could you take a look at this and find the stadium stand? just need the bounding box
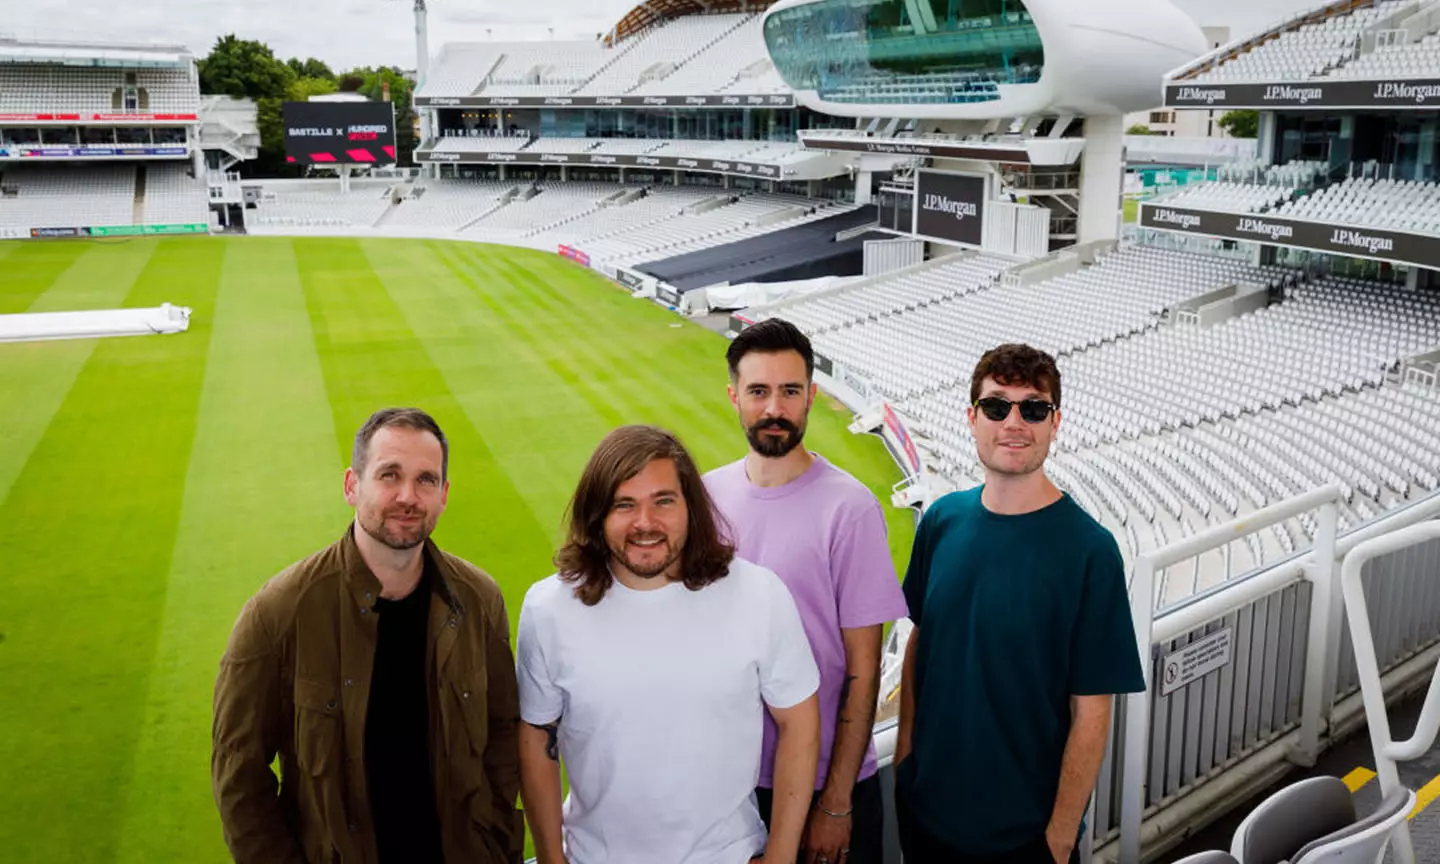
[382,180,513,232]
[1325,29,1440,78]
[1180,0,1396,82]
[141,163,210,226]
[0,163,136,229]
[462,183,640,241]
[1276,177,1440,234]
[253,182,396,229]
[483,43,610,95]
[630,14,783,96]
[577,14,753,94]
[0,66,200,114]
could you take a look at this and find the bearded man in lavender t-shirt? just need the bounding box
[705,318,909,864]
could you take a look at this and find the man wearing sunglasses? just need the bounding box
[894,344,1144,863]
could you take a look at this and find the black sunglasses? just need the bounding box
[974,396,1056,424]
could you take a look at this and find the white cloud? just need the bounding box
[0,0,1332,71]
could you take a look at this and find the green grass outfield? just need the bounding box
[0,235,914,863]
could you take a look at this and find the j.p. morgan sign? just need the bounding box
[1139,203,1440,270]
[415,94,795,109]
[912,170,987,248]
[415,149,781,178]
[1166,78,1440,110]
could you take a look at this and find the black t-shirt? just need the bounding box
[366,562,445,863]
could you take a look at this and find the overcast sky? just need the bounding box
[1,0,1324,72]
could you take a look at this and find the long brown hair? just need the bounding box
[556,425,735,606]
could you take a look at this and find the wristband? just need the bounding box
[815,804,853,818]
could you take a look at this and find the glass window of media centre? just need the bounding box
[765,0,1044,105]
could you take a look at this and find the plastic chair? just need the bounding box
[1230,775,1415,864]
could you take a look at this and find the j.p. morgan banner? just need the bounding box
[1166,78,1440,110]
[912,170,988,248]
[1139,203,1440,270]
[415,94,795,109]
[416,149,783,179]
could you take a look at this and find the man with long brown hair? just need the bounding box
[516,425,822,864]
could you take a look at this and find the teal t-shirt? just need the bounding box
[898,486,1145,855]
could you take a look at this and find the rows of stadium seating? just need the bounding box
[420,12,784,101]
[1151,161,1440,235]
[1185,1,1393,82]
[252,183,395,229]
[1181,0,1440,84]
[0,65,199,114]
[0,163,135,228]
[1326,29,1440,78]
[462,183,636,242]
[142,163,209,225]
[377,179,508,231]
[756,243,1440,595]
[789,248,1294,400]
[629,14,786,96]
[1275,176,1440,233]
[0,162,209,229]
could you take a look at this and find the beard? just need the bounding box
[745,417,805,458]
[608,531,683,579]
[359,505,434,550]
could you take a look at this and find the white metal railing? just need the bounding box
[1340,520,1440,864]
[1112,485,1440,863]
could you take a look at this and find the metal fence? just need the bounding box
[1097,487,1440,862]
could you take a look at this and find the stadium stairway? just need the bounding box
[132,165,146,226]
[635,205,880,292]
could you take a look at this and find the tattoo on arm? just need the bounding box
[528,721,560,761]
[837,674,858,724]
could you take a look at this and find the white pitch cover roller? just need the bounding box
[0,303,193,343]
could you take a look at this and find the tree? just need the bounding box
[1127,123,1157,136]
[287,76,339,103]
[1218,110,1259,138]
[339,66,419,166]
[287,57,335,81]
[198,35,296,102]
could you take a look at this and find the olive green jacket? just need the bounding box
[212,526,523,863]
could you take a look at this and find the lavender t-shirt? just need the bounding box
[705,454,909,789]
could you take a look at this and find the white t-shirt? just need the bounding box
[516,557,821,864]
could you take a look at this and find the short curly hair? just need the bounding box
[970,344,1061,408]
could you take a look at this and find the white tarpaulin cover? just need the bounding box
[0,303,192,343]
[705,275,865,311]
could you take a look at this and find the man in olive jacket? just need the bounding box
[212,408,523,864]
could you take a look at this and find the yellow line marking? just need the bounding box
[1343,767,1377,793]
[1409,774,1440,821]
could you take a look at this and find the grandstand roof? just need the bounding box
[606,0,777,45]
[0,37,192,69]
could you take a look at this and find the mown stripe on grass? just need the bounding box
[431,242,735,461]
[0,238,223,863]
[431,242,912,572]
[364,240,622,516]
[0,239,160,511]
[296,237,557,607]
[441,242,910,566]
[0,240,109,313]
[450,245,735,442]
[113,238,345,864]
